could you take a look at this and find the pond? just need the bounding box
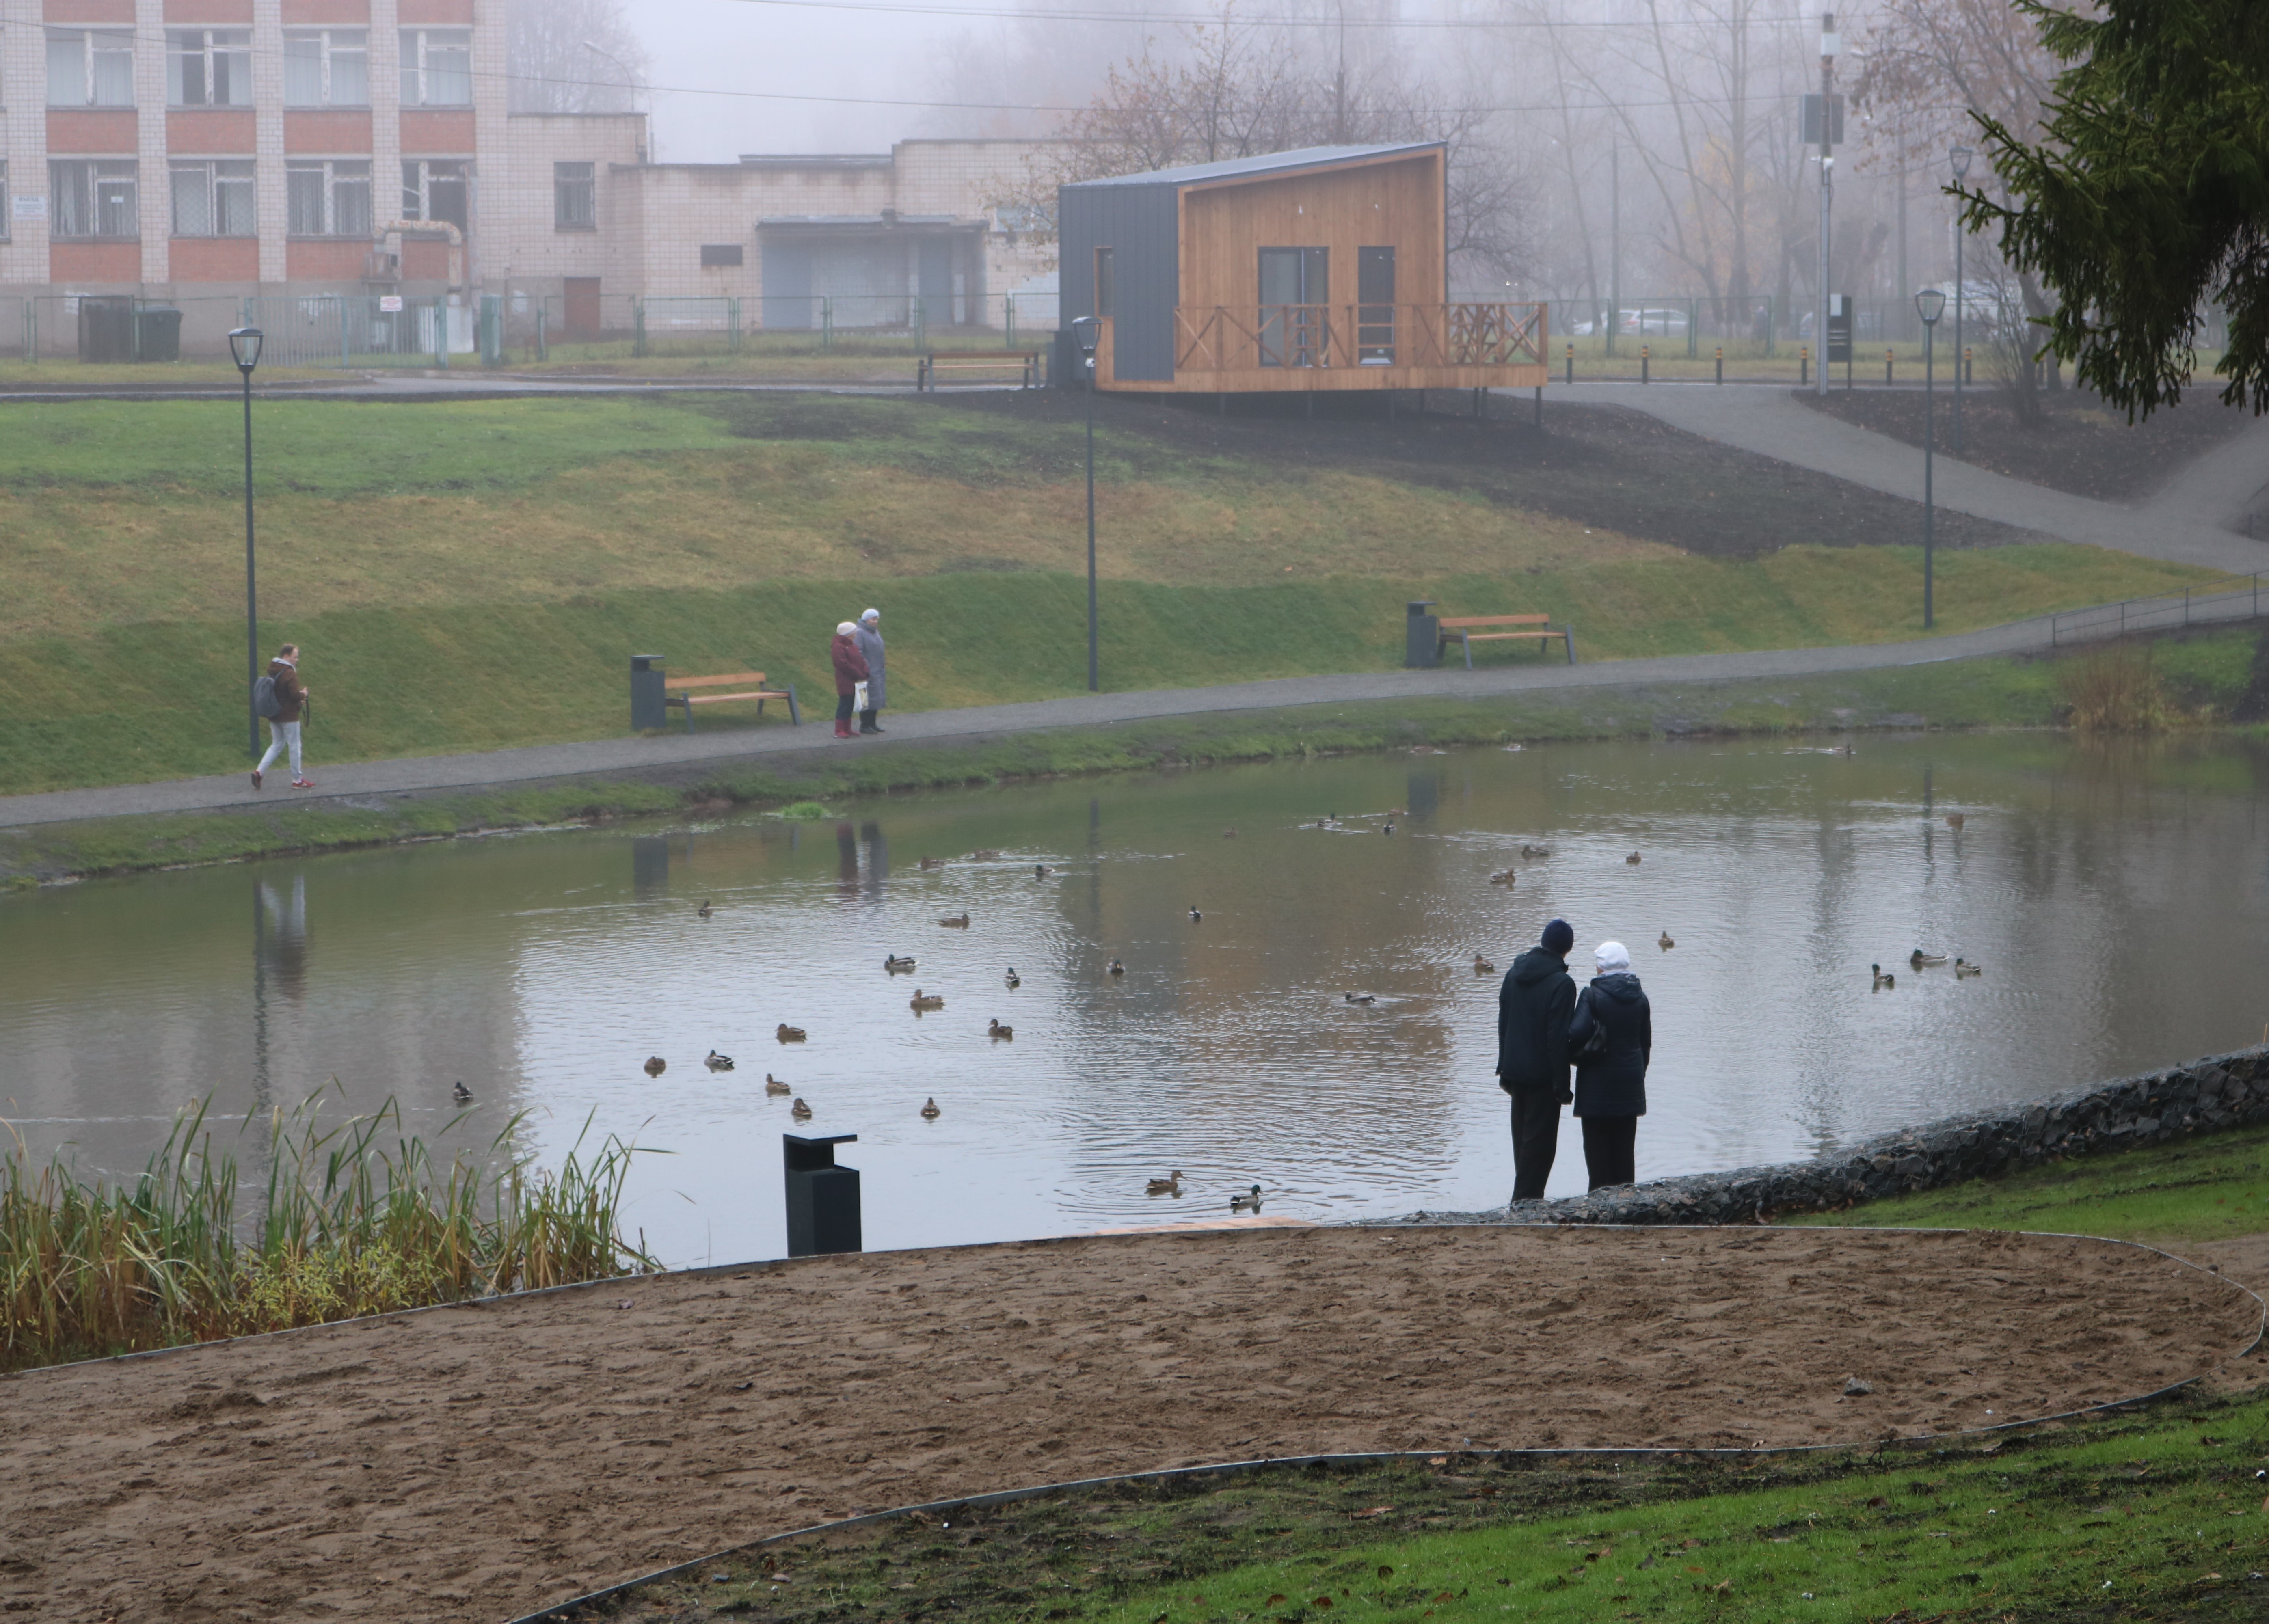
[4,733,2266,1266]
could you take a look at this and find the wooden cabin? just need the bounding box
[1058,143,1547,395]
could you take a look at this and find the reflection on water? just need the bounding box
[2,734,2265,1266]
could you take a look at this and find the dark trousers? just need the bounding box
[1507,1088,1563,1201]
[1582,1115,1638,1190]
[834,693,856,722]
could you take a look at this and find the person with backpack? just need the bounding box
[251,643,313,790]
[1495,918,1578,1202]
[830,622,869,741]
[1565,940,1654,1190]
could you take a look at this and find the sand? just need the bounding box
[0,1225,2255,1624]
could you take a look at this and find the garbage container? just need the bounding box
[77,297,136,363]
[629,654,666,732]
[136,307,182,363]
[1405,600,1440,669]
[783,1134,861,1257]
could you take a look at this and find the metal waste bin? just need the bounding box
[78,297,136,363]
[1405,600,1440,668]
[783,1134,861,1257]
[135,307,183,363]
[630,654,666,731]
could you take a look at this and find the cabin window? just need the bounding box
[1358,246,1396,363]
[1093,247,1114,319]
[1258,247,1328,367]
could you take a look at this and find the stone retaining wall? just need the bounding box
[1370,1047,2269,1229]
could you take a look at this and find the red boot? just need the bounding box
[834,719,854,739]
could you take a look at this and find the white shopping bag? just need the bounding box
[854,680,870,710]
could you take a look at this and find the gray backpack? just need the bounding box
[252,673,281,719]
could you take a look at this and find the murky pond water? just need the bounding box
[4,734,2267,1265]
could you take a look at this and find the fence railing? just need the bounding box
[2046,572,2268,648]
[1174,303,1547,375]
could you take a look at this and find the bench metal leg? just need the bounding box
[1564,627,1577,665]
[681,693,696,733]
[787,685,801,726]
[1463,633,1474,671]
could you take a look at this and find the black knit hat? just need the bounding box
[1541,918,1574,955]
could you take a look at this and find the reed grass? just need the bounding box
[0,1092,655,1373]
[2063,643,2172,731]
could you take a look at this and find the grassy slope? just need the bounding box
[0,393,2221,796]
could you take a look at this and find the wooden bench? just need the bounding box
[663,671,800,731]
[916,351,1041,391]
[1438,614,1576,669]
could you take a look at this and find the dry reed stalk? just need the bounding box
[2063,644,2171,732]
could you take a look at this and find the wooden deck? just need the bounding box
[1097,302,1550,392]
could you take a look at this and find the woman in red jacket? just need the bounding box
[830,621,869,740]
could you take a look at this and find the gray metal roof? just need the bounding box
[1061,143,1441,190]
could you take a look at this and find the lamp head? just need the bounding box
[1950,144,1974,181]
[1915,288,1946,326]
[1819,11,1839,56]
[227,327,264,374]
[1070,314,1101,358]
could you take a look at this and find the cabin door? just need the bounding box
[1357,246,1395,363]
[1258,247,1327,367]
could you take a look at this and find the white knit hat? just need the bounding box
[861,607,880,622]
[836,621,857,636]
[1594,940,1632,972]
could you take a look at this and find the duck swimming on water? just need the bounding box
[705,1050,735,1072]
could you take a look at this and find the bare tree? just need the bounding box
[507,0,648,115]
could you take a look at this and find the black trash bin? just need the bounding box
[629,654,667,731]
[1405,600,1440,669]
[136,307,183,363]
[77,297,136,363]
[783,1134,861,1257]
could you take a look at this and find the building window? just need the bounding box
[555,162,595,229]
[171,160,257,237]
[1094,247,1114,318]
[287,160,372,237]
[168,30,253,108]
[48,29,135,108]
[401,160,470,231]
[51,160,138,239]
[701,244,744,268]
[400,29,473,108]
[284,30,370,108]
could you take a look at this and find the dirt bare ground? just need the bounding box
[0,1226,2254,1624]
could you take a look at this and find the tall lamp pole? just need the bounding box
[229,327,265,759]
[1071,315,1102,692]
[1815,12,1839,398]
[1949,145,1973,456]
[1915,288,1945,630]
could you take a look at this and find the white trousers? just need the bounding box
[257,719,303,779]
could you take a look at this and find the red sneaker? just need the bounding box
[292,777,315,789]
[251,769,263,789]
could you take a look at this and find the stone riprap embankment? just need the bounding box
[1370,1047,2269,1229]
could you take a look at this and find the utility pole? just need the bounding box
[1816,12,1837,398]
[1607,139,1620,360]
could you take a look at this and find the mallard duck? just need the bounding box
[697,899,713,919]
[988,1018,1014,1040]
[1870,964,1895,991]
[1189,905,1202,922]
[1910,949,1947,968]
[765,1073,791,1095]
[1108,958,1125,976]
[921,1097,942,1120]
[776,1023,807,1043]
[884,954,917,973]
[790,1097,814,1120]
[1658,932,1675,951]
[968,849,1002,861]
[1954,958,1984,978]
[1035,864,1051,878]
[643,1055,666,1077]
[909,989,944,1012]
[1945,813,1966,831]
[451,1080,473,1104]
[1230,1185,1264,1214]
[1521,843,1551,860]
[1382,821,1395,836]
[1489,869,1517,885]
[705,1049,735,1072]
[1145,1171,1184,1195]
[1626,851,1643,865]
[919,856,948,870]
[1474,954,1495,974]
[1005,967,1021,988]
[939,912,971,928]
[1344,992,1376,1005]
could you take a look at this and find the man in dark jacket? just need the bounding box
[1567,939,1653,1190]
[1496,918,1577,1201]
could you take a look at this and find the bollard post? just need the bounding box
[1963,346,1972,385]
[1886,348,1894,386]
[783,1134,861,1257]
[1565,343,1573,386]
[1534,385,1543,427]
[1715,346,1723,384]
[1641,344,1650,384]
[1800,346,1809,386]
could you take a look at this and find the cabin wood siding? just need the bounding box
[1059,180,1178,383]
[1178,151,1444,311]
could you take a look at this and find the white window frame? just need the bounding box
[48,28,136,109]
[400,158,471,229]
[51,160,139,240]
[167,29,253,108]
[171,160,257,238]
[399,28,473,108]
[287,159,373,238]
[283,29,370,109]
[554,162,595,230]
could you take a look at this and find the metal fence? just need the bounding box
[508,289,1063,364]
[2045,572,2268,648]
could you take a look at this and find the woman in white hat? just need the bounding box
[829,621,869,740]
[854,607,887,734]
[1565,939,1653,1190]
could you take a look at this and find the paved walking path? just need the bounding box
[1559,382,2269,575]
[12,593,2268,832]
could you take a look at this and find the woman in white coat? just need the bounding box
[854,607,887,734]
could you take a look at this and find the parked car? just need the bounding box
[1566,307,1690,337]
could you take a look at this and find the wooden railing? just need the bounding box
[1173,302,1548,375]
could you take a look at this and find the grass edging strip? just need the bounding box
[499,1223,2266,1624]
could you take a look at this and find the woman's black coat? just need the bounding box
[1567,971,1652,1117]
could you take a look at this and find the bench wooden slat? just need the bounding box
[1438,614,1551,629]
[658,671,801,730]
[669,671,766,689]
[685,690,787,705]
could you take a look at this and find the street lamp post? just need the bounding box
[229,327,264,759]
[1915,288,1946,630]
[1070,315,1102,692]
[1949,145,1972,456]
